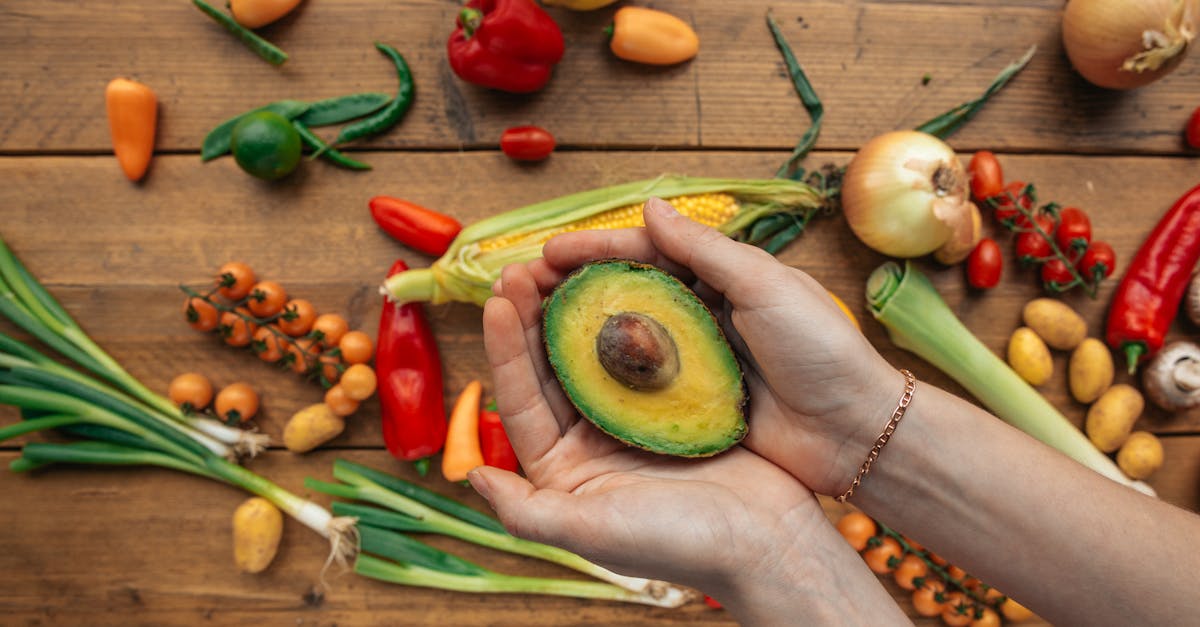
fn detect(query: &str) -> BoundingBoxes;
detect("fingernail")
[644,196,679,218]
[467,469,493,504]
[491,278,503,296]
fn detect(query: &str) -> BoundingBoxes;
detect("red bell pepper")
[479,406,519,473]
[369,196,463,257]
[376,259,447,475]
[1105,183,1200,373]
[446,0,565,94]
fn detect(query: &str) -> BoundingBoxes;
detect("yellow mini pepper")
[608,7,699,65]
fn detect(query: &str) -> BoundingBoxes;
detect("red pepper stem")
[412,457,431,477]
[459,8,483,38]
[1124,342,1146,375]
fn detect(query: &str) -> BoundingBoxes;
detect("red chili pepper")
[1105,183,1200,374]
[446,0,565,94]
[369,196,463,256]
[479,407,519,473]
[376,259,447,475]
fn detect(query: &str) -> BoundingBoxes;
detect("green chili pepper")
[201,100,310,161]
[292,120,373,171]
[296,92,393,127]
[191,0,288,66]
[314,43,414,157]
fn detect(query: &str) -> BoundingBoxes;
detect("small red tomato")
[1186,106,1200,149]
[500,126,556,162]
[1078,241,1117,281]
[1014,214,1055,265]
[966,238,1002,289]
[968,151,1004,200]
[1040,258,1075,291]
[1055,207,1092,254]
[990,181,1034,227]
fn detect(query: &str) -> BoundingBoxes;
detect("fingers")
[481,295,565,466]
[467,466,587,552]
[542,227,693,282]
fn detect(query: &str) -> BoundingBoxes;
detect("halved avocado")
[542,259,747,457]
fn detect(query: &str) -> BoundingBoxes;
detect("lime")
[230,111,302,181]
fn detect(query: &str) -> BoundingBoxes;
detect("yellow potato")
[283,403,345,453]
[232,497,283,574]
[1022,298,1087,351]
[1068,338,1114,404]
[1085,384,1144,453]
[1116,431,1164,480]
[1007,327,1053,386]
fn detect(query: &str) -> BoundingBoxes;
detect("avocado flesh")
[542,260,747,457]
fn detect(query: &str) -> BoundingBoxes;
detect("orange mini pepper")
[230,0,303,29]
[442,380,484,482]
[608,7,699,66]
[105,78,158,182]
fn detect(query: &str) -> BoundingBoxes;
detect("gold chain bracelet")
[835,369,916,503]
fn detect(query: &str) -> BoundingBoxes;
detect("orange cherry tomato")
[220,308,258,347]
[247,280,287,318]
[941,592,975,627]
[253,326,286,362]
[324,384,360,417]
[215,382,259,423]
[900,535,924,553]
[287,338,318,374]
[278,298,316,336]
[892,554,929,591]
[910,579,945,617]
[311,313,349,347]
[168,372,214,412]
[970,607,1001,627]
[946,565,968,581]
[216,262,256,301]
[319,353,343,383]
[862,536,903,574]
[183,296,219,332]
[340,364,377,401]
[338,330,374,364]
[835,511,877,552]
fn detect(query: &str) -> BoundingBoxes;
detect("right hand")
[531,197,905,496]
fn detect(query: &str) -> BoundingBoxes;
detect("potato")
[283,403,345,453]
[1068,338,1114,404]
[1116,431,1164,480]
[232,497,283,574]
[1007,327,1053,386]
[1022,298,1087,351]
[1085,384,1144,453]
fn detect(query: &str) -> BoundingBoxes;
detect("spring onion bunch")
[866,261,1155,496]
[0,239,356,561]
[307,460,695,606]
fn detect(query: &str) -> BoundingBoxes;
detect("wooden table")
[1,1,1197,624]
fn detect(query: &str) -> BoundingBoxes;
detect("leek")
[865,261,1154,496]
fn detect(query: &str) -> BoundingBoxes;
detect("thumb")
[467,466,583,550]
[642,197,783,308]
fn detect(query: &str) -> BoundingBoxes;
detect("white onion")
[841,131,975,259]
[1063,0,1197,90]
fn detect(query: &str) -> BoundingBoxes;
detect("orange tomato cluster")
[183,261,377,417]
[836,511,1036,626]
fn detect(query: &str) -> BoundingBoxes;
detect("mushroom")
[1187,273,1200,326]
[1142,341,1200,412]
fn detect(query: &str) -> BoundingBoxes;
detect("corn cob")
[383,175,824,307]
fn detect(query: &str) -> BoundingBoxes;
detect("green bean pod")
[293,121,373,171]
[297,92,393,127]
[192,0,288,66]
[327,43,415,148]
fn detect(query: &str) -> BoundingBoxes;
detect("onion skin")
[1063,0,1197,90]
[842,131,972,258]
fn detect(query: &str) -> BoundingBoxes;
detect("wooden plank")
[2,1,1197,154]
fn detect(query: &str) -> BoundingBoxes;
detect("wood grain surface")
[2,0,1199,625]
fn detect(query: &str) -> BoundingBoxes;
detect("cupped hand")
[470,257,831,596]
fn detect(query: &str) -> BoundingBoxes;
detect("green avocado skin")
[542,259,747,457]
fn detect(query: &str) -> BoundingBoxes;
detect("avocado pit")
[596,312,680,391]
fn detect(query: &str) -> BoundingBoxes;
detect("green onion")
[865,261,1154,495]
[915,46,1037,139]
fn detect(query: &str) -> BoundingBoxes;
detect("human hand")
[517,197,905,497]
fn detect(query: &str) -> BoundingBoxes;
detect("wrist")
[814,362,909,497]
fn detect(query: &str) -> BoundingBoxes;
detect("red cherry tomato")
[1078,241,1117,281]
[1014,214,1054,265]
[968,151,1004,200]
[1186,106,1200,149]
[1040,258,1075,291]
[500,126,556,161]
[966,238,1002,289]
[991,181,1034,227]
[1055,207,1092,254]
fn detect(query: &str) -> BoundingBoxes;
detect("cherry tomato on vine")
[278,299,317,336]
[940,592,975,627]
[968,151,1004,200]
[1186,106,1200,150]
[1078,241,1117,281]
[970,607,1001,627]
[312,313,349,347]
[966,238,1002,289]
[324,384,360,417]
[338,331,374,365]
[340,364,378,401]
[253,326,286,362]
[990,181,1034,227]
[247,281,288,318]
[1040,258,1075,291]
[500,126,556,162]
[287,338,319,374]
[1055,206,1092,254]
[863,536,903,574]
[220,308,258,347]
[215,261,256,301]
[835,511,877,552]
[911,579,946,617]
[183,296,219,332]
[892,554,929,591]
